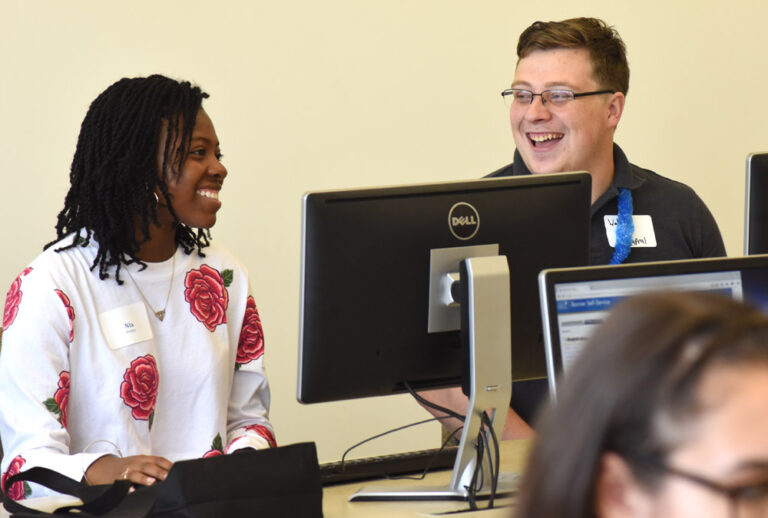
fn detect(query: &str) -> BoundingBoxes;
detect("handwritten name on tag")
[604,215,657,248]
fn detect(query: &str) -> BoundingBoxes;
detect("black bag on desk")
[3,442,323,517]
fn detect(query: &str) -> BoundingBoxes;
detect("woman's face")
[157,108,227,229]
[599,363,768,518]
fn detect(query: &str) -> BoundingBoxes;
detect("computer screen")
[538,255,768,400]
[745,152,768,254]
[297,172,591,405]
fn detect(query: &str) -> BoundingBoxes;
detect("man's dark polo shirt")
[487,143,726,423]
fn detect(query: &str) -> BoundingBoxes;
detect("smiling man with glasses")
[419,17,728,442]
[490,17,729,436]
[491,18,726,436]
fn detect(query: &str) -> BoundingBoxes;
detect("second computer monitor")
[745,152,768,254]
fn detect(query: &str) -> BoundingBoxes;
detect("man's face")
[509,48,623,177]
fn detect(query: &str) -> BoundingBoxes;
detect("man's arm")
[415,387,534,441]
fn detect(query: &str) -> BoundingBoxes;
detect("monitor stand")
[350,255,515,501]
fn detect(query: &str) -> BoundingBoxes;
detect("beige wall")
[2,1,766,462]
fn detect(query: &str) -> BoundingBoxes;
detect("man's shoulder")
[629,162,700,200]
[485,162,516,178]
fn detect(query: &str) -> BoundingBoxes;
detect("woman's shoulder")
[191,242,246,269]
[20,233,97,281]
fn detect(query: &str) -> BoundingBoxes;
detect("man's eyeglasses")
[648,460,768,518]
[500,88,614,108]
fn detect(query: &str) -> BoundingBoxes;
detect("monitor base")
[348,471,521,501]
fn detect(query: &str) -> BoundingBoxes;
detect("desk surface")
[0,440,530,517]
[322,439,530,518]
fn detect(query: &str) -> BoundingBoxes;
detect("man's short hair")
[517,17,629,95]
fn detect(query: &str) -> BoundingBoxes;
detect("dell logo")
[448,202,480,240]
[452,215,477,226]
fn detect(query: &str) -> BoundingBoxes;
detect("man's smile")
[528,132,564,147]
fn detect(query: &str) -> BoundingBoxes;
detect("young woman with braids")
[0,75,275,500]
[514,291,768,518]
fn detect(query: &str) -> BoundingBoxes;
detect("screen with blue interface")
[553,271,744,372]
[540,256,768,388]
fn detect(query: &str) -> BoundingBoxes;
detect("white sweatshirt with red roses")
[0,235,275,500]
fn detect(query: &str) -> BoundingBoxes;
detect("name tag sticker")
[604,215,657,248]
[98,302,153,349]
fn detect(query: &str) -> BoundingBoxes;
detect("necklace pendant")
[155,310,166,321]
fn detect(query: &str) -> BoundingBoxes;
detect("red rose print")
[120,355,159,424]
[2,455,28,501]
[54,289,75,343]
[203,433,224,458]
[184,265,229,332]
[3,278,22,329]
[245,424,276,448]
[53,371,70,428]
[203,449,224,458]
[3,268,32,330]
[237,296,264,366]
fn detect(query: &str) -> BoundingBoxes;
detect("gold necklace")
[125,252,176,321]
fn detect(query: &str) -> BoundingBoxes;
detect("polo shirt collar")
[591,143,645,214]
[510,143,645,214]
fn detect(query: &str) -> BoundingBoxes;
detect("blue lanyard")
[609,188,634,265]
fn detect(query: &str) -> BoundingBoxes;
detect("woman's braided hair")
[46,74,211,283]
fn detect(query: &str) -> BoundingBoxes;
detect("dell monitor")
[298,172,591,499]
[745,152,768,254]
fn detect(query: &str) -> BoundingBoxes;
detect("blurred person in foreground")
[515,290,768,518]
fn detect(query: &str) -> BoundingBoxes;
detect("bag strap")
[3,467,133,516]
